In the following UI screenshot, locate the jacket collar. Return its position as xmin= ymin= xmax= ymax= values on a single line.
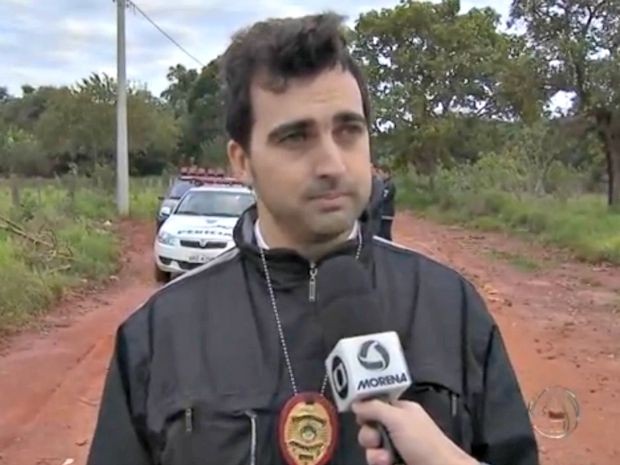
xmin=254 ymin=219 xmax=360 ymax=250
xmin=233 ymin=201 xmax=378 ymax=289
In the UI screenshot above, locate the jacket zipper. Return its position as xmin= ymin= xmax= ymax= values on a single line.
xmin=308 ymin=262 xmax=318 ymax=302
xmin=245 ymin=410 xmax=258 ymax=465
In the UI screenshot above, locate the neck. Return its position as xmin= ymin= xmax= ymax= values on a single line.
xmin=256 ymin=215 xmax=356 ymax=263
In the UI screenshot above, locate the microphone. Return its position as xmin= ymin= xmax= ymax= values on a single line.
xmin=316 ymin=256 xmax=412 ymax=464
xmin=325 ymin=331 xmax=411 ymax=412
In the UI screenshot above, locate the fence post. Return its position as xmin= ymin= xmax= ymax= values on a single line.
xmin=10 ymin=173 xmax=20 ymax=208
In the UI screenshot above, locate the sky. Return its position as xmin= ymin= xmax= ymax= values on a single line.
xmin=0 ymin=0 xmax=513 ymax=98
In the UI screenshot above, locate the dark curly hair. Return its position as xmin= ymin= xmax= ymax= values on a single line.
xmin=220 ymin=12 xmax=371 ymax=151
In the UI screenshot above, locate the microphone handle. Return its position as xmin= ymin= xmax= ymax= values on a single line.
xmin=371 ymin=421 xmax=405 ymax=465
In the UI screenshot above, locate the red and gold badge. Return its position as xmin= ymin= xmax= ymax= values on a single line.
xmin=278 ymin=392 xmax=339 ymax=465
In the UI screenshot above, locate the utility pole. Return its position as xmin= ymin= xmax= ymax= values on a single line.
xmin=116 ymin=0 xmax=129 ymax=215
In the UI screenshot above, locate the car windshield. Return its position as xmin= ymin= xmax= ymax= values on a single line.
xmin=175 ymin=190 xmax=255 ymax=217
xmin=167 ymin=180 xmax=195 ymax=199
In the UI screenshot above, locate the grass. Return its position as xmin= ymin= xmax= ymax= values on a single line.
xmin=0 ymin=176 xmax=164 ymax=332
xmin=130 ymin=176 xmax=163 ymax=220
xmin=398 ymin=176 xmax=620 ymax=265
xmin=486 ymin=249 xmax=542 ymax=272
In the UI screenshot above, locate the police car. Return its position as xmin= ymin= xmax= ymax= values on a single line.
xmin=155 ymin=168 xmax=239 ymax=232
xmin=154 ymin=183 xmax=255 ymax=283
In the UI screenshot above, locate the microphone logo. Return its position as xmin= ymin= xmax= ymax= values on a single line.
xmin=330 ymin=356 xmax=349 ymax=399
xmin=357 ymin=340 xmax=390 ymax=371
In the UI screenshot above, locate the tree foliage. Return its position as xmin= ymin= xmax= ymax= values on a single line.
xmin=351 ymin=0 xmax=543 ymax=175
xmin=1 ymin=0 xmax=618 ymax=209
xmin=508 ymin=0 xmax=620 ymax=207
xmin=1 ymin=73 xmax=179 ymax=177
xmin=160 ymin=59 xmax=225 ymax=165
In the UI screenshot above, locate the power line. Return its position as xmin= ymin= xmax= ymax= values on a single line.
xmin=125 ymin=0 xmax=206 ymax=68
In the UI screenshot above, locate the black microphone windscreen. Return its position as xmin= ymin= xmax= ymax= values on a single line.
xmin=315 ymin=255 xmax=386 ymax=352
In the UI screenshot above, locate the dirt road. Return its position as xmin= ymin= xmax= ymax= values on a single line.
xmin=395 ymin=213 xmax=620 ymax=465
xmin=0 ymin=214 xmax=618 ymax=465
xmin=0 ymin=220 xmax=157 ymax=465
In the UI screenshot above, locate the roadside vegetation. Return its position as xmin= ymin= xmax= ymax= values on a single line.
xmin=2 ymin=0 xmax=619 ymax=327
xmin=397 ymin=139 xmax=620 ymax=264
xmin=0 ymin=174 xmax=163 ymax=331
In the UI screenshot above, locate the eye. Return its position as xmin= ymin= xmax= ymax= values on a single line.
xmin=338 ymin=123 xmax=364 ymax=134
xmin=335 ymin=123 xmax=364 ymax=138
xmin=280 ymin=131 xmax=308 ymax=144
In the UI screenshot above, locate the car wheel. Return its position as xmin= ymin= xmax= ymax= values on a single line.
xmin=154 ymin=266 xmax=171 ymax=284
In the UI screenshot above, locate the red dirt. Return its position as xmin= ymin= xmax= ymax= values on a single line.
xmin=395 ymin=213 xmax=620 ymax=465
xmin=0 ymin=214 xmax=618 ymax=465
xmin=0 ymin=220 xmax=157 ymax=465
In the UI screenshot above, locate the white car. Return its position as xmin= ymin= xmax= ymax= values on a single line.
xmin=154 ymin=184 xmax=255 ymax=283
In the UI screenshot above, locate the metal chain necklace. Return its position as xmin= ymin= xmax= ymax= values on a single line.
xmin=258 ymin=229 xmax=363 ymax=396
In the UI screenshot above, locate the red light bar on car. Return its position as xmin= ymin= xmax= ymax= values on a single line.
xmin=178 ymin=174 xmax=245 ymax=186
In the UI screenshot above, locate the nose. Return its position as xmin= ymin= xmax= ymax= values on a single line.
xmin=314 ymin=135 xmax=346 ymax=178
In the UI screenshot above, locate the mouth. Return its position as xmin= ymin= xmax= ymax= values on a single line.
xmin=310 ymin=191 xmax=349 ymax=201
xmin=307 ymin=191 xmax=352 ymax=212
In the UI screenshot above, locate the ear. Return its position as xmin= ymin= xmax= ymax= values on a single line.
xmin=227 ymin=139 xmax=253 ymax=187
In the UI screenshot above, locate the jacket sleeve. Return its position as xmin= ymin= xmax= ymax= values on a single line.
xmin=472 ymin=323 xmax=539 ymax=465
xmin=86 ymin=318 xmax=152 ymax=465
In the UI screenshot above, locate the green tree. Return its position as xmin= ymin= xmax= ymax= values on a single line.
xmin=185 ymin=59 xmax=225 ymax=155
xmin=509 ymin=0 xmax=620 ymax=208
xmin=197 ymin=135 xmax=228 ymax=168
xmin=0 ymin=87 xmax=10 ymax=103
xmin=34 ymin=86 xmax=114 ymax=171
xmin=161 ymin=64 xmax=199 ymax=117
xmin=352 ymin=0 xmax=522 ymax=176
xmin=34 ymin=74 xmax=179 ymax=175
xmin=1 ymin=86 xmax=61 ymax=132
xmin=161 ymin=58 xmax=226 ymax=166
xmin=0 ymin=125 xmax=49 ymax=176
xmin=76 ymin=72 xmax=117 ymax=104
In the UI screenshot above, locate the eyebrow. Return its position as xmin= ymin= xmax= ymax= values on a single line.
xmin=267 ymin=111 xmax=367 ymax=142
xmin=333 ymin=111 xmax=367 ymax=126
xmin=267 ymin=119 xmax=312 ymax=143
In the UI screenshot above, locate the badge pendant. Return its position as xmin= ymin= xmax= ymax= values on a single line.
xmin=278 ymin=392 xmax=339 ymax=465
xmin=259 ymin=243 xmax=363 ymax=465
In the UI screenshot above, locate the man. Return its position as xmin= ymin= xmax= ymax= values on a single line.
xmin=377 ymin=165 xmax=396 ymax=241
xmin=87 ymin=12 xmax=538 ymax=465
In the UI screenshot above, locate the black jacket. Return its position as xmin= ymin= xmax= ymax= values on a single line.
xmin=87 ymin=205 xmax=538 ymax=465
xmin=381 ymin=177 xmax=396 ymax=219
xmin=369 ymin=174 xmax=385 ymax=233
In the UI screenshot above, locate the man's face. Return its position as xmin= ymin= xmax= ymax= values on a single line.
xmin=229 ymin=67 xmax=372 ymax=245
